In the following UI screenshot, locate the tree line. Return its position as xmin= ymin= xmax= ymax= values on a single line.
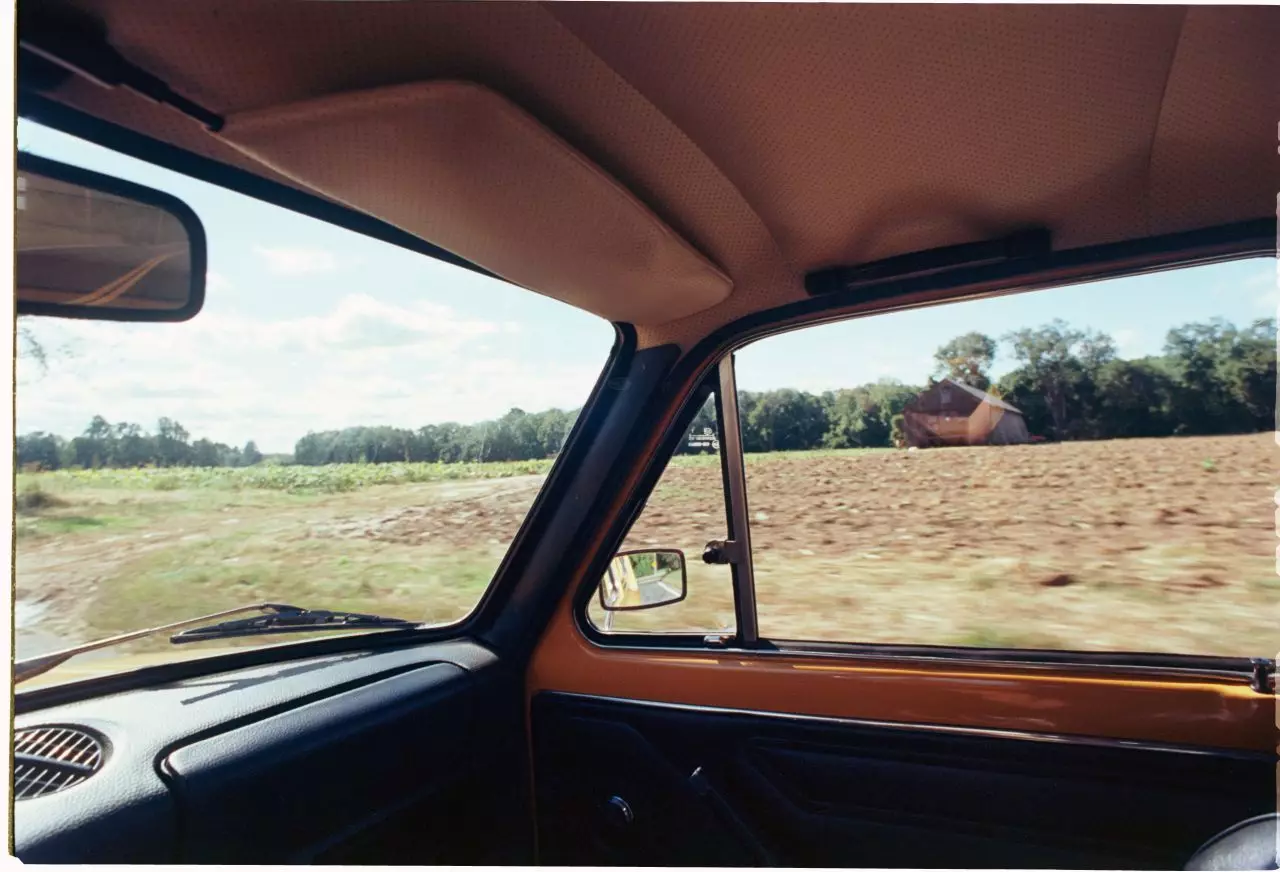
xmin=292 ymin=407 xmax=579 ymax=466
xmin=680 ymin=316 xmax=1274 ymax=452
xmin=18 ymin=317 xmax=1274 ymax=471
xmin=17 ymin=416 xmax=264 ymax=471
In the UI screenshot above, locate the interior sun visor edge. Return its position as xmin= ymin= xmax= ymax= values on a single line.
xmin=216 ymin=80 xmax=733 ymax=325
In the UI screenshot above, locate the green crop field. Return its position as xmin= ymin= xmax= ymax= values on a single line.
xmin=17 ymin=457 xmax=558 ymax=496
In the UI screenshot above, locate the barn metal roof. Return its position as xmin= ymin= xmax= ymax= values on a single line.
xmin=940 ymin=378 xmax=1023 ymax=415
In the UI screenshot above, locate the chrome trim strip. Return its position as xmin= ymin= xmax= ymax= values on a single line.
xmin=717 ymin=355 xmax=759 ymax=646
xmin=541 ymin=690 xmax=1269 ymax=758
xmin=753 ymin=642 xmax=1259 ymax=682
xmin=573 ymin=636 xmax=1258 ymax=686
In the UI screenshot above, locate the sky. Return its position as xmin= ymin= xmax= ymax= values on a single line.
xmin=16 ymin=120 xmax=1277 ymax=453
xmin=737 ymin=259 xmax=1277 ymax=395
xmin=16 ymin=121 xmax=615 ymax=453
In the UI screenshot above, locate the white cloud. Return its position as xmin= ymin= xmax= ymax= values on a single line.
xmin=15 ymin=294 xmax=602 ymax=453
xmin=1111 ymin=328 xmax=1141 ymax=354
xmin=206 ymin=271 xmax=232 ymax=292
xmin=1209 ymin=263 xmax=1277 ymax=314
xmin=253 ymin=246 xmax=340 ymax=276
xmin=1242 ymin=267 xmax=1275 ymax=289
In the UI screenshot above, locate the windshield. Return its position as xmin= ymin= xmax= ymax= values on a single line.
xmin=14 ymin=120 xmax=614 ymax=686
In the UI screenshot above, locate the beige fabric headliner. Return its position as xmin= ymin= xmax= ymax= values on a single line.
xmin=221 ymin=81 xmax=732 ymax=324
xmin=26 ymin=2 xmax=1280 ymax=348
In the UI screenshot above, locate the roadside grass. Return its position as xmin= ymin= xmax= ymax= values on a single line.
xmin=17 ymin=514 xmax=143 ymax=541
xmin=15 ymin=482 xmax=68 ymax=514
xmin=14 ymin=481 xmax=154 ymax=541
xmin=82 ymin=534 xmax=501 ymax=654
xmin=14 ymin=473 xmax=526 ymax=662
xmin=13 ymin=479 xmax=334 ymax=542
xmin=952 ymin=627 xmax=1068 ymax=649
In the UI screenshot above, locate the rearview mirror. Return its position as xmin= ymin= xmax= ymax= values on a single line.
xmin=16 ymin=152 xmax=206 ymax=321
xmin=598 ymin=549 xmax=688 ymax=611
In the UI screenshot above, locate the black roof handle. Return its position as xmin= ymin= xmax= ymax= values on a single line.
xmin=806 ymin=228 xmax=1052 ymax=296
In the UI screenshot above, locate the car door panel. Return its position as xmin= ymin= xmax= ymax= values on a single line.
xmin=533 ymin=710 xmax=766 ymax=866
xmin=532 ymin=691 xmax=1275 ymax=869
xmin=530 ymin=606 xmax=1275 ymax=750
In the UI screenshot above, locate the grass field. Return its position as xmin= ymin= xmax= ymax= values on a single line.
xmin=15 ymin=433 xmax=1280 ymax=663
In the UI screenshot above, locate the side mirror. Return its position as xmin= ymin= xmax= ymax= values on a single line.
xmin=598 ymin=549 xmax=688 ymax=612
xmin=16 ymin=152 xmax=206 ymax=321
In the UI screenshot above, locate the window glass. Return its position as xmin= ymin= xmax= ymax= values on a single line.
xmin=14 ymin=120 xmax=614 ymax=682
xmin=587 ymin=393 xmax=736 ymax=635
xmin=734 ymin=260 xmax=1277 ymax=657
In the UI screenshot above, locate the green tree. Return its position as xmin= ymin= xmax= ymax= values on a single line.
xmin=1093 ymin=358 xmax=1176 ymax=438
xmin=821 ymin=389 xmax=870 ymax=449
xmin=71 ymin=415 xmax=116 ymax=468
xmin=996 ymin=368 xmax=1054 ymax=439
xmin=745 ymin=389 xmax=828 ymax=452
xmin=155 ymin=417 xmax=192 ymax=467
xmin=242 ymin=440 xmax=264 ymax=466
xmin=190 ymin=438 xmax=223 ymax=468
xmin=932 ymin=332 xmax=997 ymax=390
xmin=1164 ymin=317 xmax=1274 ymax=433
xmin=112 ymin=422 xmax=154 ymax=467
xmin=433 ymin=423 xmax=467 ymax=463
xmin=534 ymin=408 xmax=574 ymax=457
xmin=737 ymin=391 xmax=764 ymax=452
xmin=16 ymin=432 xmax=64 ymax=470
xmin=1002 ymin=320 xmax=1115 ymax=438
xmin=822 ymin=380 xmax=918 ymax=448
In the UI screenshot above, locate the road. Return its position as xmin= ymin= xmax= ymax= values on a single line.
xmin=17 ymin=240 xmax=190 ymax=309
xmin=635 ymin=572 xmax=681 ymax=606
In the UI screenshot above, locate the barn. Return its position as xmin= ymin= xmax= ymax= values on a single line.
xmin=903 ymin=377 xmax=1029 ymax=447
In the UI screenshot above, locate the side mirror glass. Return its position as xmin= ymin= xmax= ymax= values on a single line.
xmin=598 ymin=549 xmax=688 ymax=612
xmin=16 ymin=152 xmax=206 ymax=321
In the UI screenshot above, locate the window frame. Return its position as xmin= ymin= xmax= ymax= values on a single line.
xmin=570 ymin=227 xmax=1276 ymax=682
xmin=576 ymin=372 xmax=746 ymax=648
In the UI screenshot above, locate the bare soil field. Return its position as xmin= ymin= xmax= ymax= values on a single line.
xmin=15 ymin=432 xmax=1279 ymax=663
xmin=605 ymin=433 xmax=1280 ymax=657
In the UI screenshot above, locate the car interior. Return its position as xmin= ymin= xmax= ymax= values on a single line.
xmin=11 ymin=2 xmax=1280 ymax=867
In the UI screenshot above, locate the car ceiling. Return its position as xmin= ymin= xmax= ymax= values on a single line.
xmin=18 ymin=2 xmax=1280 ymax=349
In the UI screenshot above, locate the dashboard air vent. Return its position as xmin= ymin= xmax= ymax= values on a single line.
xmin=13 ymin=726 xmax=106 ymax=799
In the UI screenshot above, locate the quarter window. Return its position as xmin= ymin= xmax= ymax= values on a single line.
xmin=586 ymin=392 xmax=737 ymax=636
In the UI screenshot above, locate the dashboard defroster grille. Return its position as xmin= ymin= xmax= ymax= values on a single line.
xmin=13 ymin=726 xmax=106 ymax=800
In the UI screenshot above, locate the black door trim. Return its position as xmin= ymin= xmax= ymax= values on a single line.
xmin=536 ymin=690 xmax=1276 ymax=760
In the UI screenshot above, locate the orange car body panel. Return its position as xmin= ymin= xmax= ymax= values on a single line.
xmin=529 ymin=598 xmax=1277 ymax=752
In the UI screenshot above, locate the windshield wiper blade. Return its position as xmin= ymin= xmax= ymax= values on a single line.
xmin=169 ymin=605 xmax=418 ymax=644
xmin=14 ymin=603 xmax=419 ymax=685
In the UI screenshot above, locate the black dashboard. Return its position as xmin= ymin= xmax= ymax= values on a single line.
xmin=13 ymin=639 xmax=530 ymax=864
